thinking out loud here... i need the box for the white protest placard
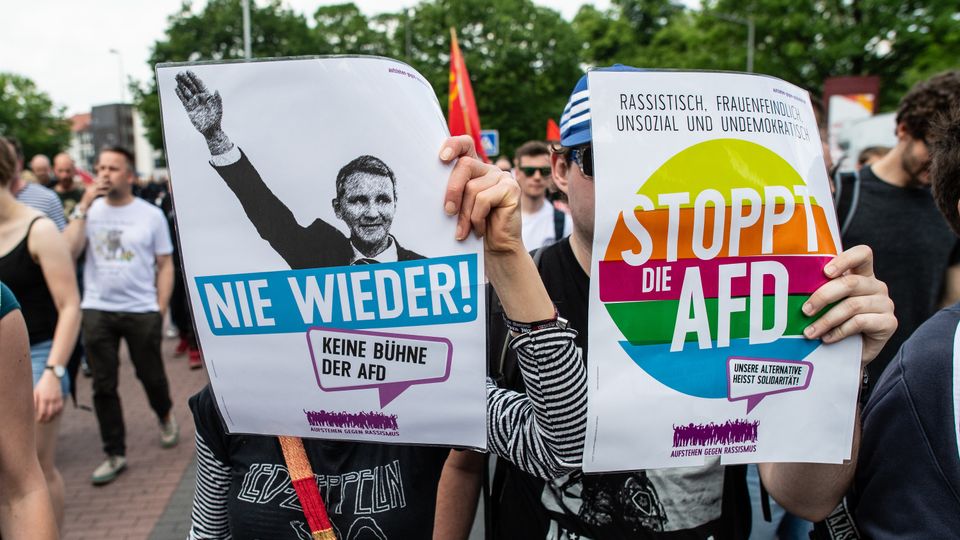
[584,70,861,471]
[157,57,486,448]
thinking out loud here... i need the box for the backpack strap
[833,170,861,236]
[810,498,862,539]
[553,205,566,242]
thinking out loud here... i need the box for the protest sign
[157,57,486,448]
[584,70,861,471]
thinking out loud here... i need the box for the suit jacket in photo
[212,150,424,270]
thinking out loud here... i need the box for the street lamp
[109,48,125,103]
[242,0,252,59]
[712,13,755,73]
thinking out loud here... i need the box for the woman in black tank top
[0,138,80,532]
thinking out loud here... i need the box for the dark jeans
[82,309,173,457]
[170,261,197,348]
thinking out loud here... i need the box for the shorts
[30,339,71,397]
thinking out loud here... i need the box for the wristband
[503,306,568,334]
[70,206,87,221]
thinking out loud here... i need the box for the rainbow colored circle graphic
[599,139,837,399]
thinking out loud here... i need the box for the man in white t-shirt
[515,141,572,249]
[67,146,177,486]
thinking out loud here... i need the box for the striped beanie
[559,64,643,148]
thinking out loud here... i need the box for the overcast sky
[2,0,610,116]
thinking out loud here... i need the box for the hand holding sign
[439,135,557,325]
[440,135,524,253]
[800,244,897,367]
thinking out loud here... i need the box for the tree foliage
[134,0,582,158]
[0,73,71,161]
[574,0,960,110]
[134,0,317,150]
[401,0,582,156]
[135,0,959,157]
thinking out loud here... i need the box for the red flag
[546,118,561,142]
[448,28,489,162]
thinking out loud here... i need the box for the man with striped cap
[843,104,960,538]
[468,68,898,539]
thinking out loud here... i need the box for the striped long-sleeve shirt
[188,326,586,539]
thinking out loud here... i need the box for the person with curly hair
[845,104,960,539]
[838,71,960,397]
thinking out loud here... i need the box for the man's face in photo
[333,173,396,249]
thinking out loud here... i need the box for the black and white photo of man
[174,70,424,270]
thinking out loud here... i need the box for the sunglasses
[519,166,552,178]
[569,145,594,178]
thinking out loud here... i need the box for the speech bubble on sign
[306,327,452,408]
[727,357,813,413]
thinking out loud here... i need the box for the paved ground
[56,332,483,539]
[57,334,207,540]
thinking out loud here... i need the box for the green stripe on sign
[604,295,822,345]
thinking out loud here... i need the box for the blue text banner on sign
[195,255,479,335]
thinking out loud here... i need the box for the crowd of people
[0,63,958,540]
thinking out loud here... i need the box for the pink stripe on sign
[598,255,834,302]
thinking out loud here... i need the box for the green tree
[0,73,71,161]
[703,0,960,108]
[403,0,583,157]
[574,0,960,110]
[312,3,396,56]
[133,0,317,150]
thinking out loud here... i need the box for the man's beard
[902,141,930,187]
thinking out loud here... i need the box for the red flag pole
[448,27,489,162]
[451,29,473,138]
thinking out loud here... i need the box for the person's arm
[63,181,107,260]
[439,135,587,478]
[155,253,174,318]
[188,432,232,540]
[29,217,81,423]
[940,262,960,308]
[433,450,483,540]
[759,245,896,520]
[0,309,58,539]
[175,70,346,269]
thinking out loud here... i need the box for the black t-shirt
[840,166,960,392]
[56,186,86,217]
[487,239,749,539]
[190,386,449,539]
[850,303,960,538]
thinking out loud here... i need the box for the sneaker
[188,348,203,370]
[91,455,127,485]
[174,337,189,357]
[82,360,92,377]
[160,413,180,448]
